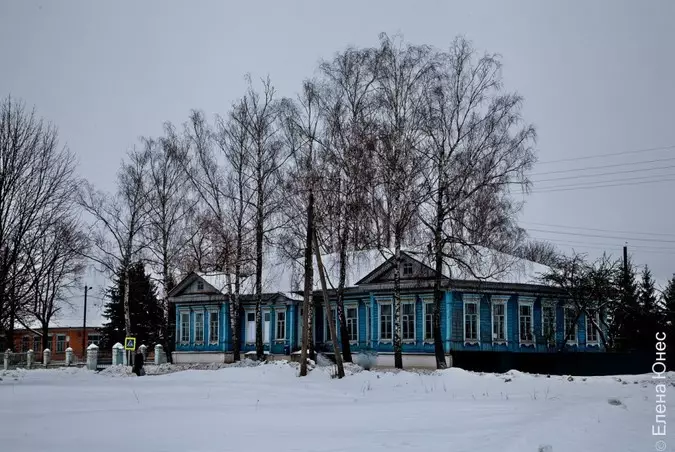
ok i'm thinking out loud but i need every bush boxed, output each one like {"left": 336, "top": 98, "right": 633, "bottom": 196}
{"left": 354, "top": 350, "right": 377, "bottom": 370}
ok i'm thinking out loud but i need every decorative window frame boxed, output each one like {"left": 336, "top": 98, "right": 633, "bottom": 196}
{"left": 376, "top": 298, "right": 393, "bottom": 344}
{"left": 400, "top": 296, "right": 416, "bottom": 344}
{"left": 463, "top": 294, "right": 481, "bottom": 345}
{"left": 178, "top": 310, "right": 190, "bottom": 345}
{"left": 585, "top": 309, "right": 600, "bottom": 346}
{"left": 194, "top": 311, "right": 205, "bottom": 345}
{"left": 563, "top": 305, "right": 579, "bottom": 345}
{"left": 518, "top": 298, "right": 535, "bottom": 346}
{"left": 344, "top": 303, "right": 359, "bottom": 345}
{"left": 208, "top": 309, "right": 220, "bottom": 345}
{"left": 275, "top": 309, "right": 287, "bottom": 342}
{"left": 244, "top": 310, "right": 256, "bottom": 344}
{"left": 541, "top": 299, "right": 557, "bottom": 346}
{"left": 402, "top": 261, "right": 413, "bottom": 276}
{"left": 422, "top": 297, "right": 435, "bottom": 343}
{"left": 490, "top": 295, "right": 509, "bottom": 345}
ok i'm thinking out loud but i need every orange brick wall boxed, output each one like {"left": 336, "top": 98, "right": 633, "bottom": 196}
{"left": 13, "top": 327, "right": 101, "bottom": 359}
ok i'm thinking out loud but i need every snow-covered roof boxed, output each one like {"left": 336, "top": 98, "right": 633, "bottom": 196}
{"left": 186, "top": 246, "right": 550, "bottom": 297}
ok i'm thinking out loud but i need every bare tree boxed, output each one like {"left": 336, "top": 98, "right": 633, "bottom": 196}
{"left": 316, "top": 47, "right": 379, "bottom": 362}
{"left": 0, "top": 96, "right": 78, "bottom": 349}
{"left": 513, "top": 239, "right": 560, "bottom": 267}
{"left": 79, "top": 148, "right": 150, "bottom": 338}
{"left": 420, "top": 37, "right": 536, "bottom": 368}
{"left": 370, "top": 34, "right": 437, "bottom": 369}
{"left": 143, "top": 127, "right": 197, "bottom": 354}
{"left": 232, "top": 76, "right": 289, "bottom": 360}
{"left": 28, "top": 218, "right": 88, "bottom": 351}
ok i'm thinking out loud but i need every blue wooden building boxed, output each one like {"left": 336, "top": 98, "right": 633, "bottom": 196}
{"left": 168, "top": 249, "right": 604, "bottom": 366}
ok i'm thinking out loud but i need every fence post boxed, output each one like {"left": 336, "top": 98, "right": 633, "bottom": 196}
{"left": 26, "top": 349, "right": 34, "bottom": 369}
{"left": 154, "top": 344, "right": 164, "bottom": 365}
{"left": 43, "top": 348, "right": 51, "bottom": 367}
{"left": 65, "top": 347, "right": 74, "bottom": 366}
{"left": 139, "top": 344, "right": 148, "bottom": 361}
{"left": 3, "top": 349, "right": 9, "bottom": 370}
{"left": 86, "top": 344, "right": 98, "bottom": 370}
{"left": 112, "top": 343, "right": 124, "bottom": 365}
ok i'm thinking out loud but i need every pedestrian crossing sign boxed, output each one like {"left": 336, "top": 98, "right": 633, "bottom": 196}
{"left": 124, "top": 337, "right": 136, "bottom": 351}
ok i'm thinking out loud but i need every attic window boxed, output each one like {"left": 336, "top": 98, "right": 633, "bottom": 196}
{"left": 402, "top": 262, "right": 413, "bottom": 276}
{"left": 197, "top": 280, "right": 204, "bottom": 290}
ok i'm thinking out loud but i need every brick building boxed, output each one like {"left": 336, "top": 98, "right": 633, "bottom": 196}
{"left": 12, "top": 327, "right": 101, "bottom": 360}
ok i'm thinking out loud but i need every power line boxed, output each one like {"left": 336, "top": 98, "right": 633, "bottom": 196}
{"left": 536, "top": 144, "right": 675, "bottom": 165}
{"left": 531, "top": 156, "right": 675, "bottom": 176}
{"left": 514, "top": 176, "right": 675, "bottom": 194}
{"left": 526, "top": 228, "right": 675, "bottom": 244}
{"left": 531, "top": 164, "right": 675, "bottom": 184}
{"left": 528, "top": 236, "right": 675, "bottom": 252}
{"left": 523, "top": 221, "right": 675, "bottom": 238}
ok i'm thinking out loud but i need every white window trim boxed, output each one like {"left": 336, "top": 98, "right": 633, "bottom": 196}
{"left": 563, "top": 305, "right": 579, "bottom": 345}
{"left": 208, "top": 309, "right": 219, "bottom": 345}
{"left": 345, "top": 303, "right": 359, "bottom": 345}
{"left": 400, "top": 297, "right": 416, "bottom": 344}
{"left": 179, "top": 310, "right": 190, "bottom": 344}
{"left": 518, "top": 300, "right": 535, "bottom": 345}
{"left": 194, "top": 311, "right": 205, "bottom": 345}
{"left": 463, "top": 296, "right": 480, "bottom": 345}
{"left": 422, "top": 299, "right": 434, "bottom": 343}
{"left": 491, "top": 296, "right": 509, "bottom": 345}
{"left": 376, "top": 299, "right": 393, "bottom": 344}
{"left": 402, "top": 261, "right": 413, "bottom": 276}
{"left": 275, "top": 309, "right": 287, "bottom": 342}
{"left": 586, "top": 310, "right": 600, "bottom": 345}
{"left": 541, "top": 300, "right": 557, "bottom": 346}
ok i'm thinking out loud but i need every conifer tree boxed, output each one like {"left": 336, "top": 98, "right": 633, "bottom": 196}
{"left": 662, "top": 276, "right": 675, "bottom": 351}
{"left": 613, "top": 259, "right": 640, "bottom": 351}
{"left": 637, "top": 265, "right": 660, "bottom": 349}
{"left": 100, "top": 262, "right": 164, "bottom": 349}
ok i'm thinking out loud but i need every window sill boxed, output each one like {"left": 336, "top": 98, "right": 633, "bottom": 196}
{"left": 464, "top": 340, "right": 480, "bottom": 346}
{"left": 493, "top": 341, "right": 508, "bottom": 345}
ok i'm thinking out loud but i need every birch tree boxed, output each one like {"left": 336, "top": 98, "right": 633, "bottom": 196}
{"left": 370, "top": 34, "right": 437, "bottom": 369}
{"left": 420, "top": 37, "right": 536, "bottom": 368}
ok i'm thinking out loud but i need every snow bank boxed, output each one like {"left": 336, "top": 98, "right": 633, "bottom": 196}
{"left": 0, "top": 364, "right": 668, "bottom": 452}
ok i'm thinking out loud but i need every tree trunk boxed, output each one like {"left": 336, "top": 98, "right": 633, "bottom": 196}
{"left": 42, "top": 322, "right": 49, "bottom": 352}
{"left": 255, "top": 180, "right": 264, "bottom": 360}
{"left": 299, "top": 191, "right": 314, "bottom": 377}
{"left": 336, "top": 223, "right": 352, "bottom": 362}
{"left": 123, "top": 267, "right": 132, "bottom": 337}
{"left": 432, "top": 182, "right": 447, "bottom": 369}
{"left": 313, "top": 229, "right": 344, "bottom": 379}
{"left": 393, "top": 228, "right": 403, "bottom": 369}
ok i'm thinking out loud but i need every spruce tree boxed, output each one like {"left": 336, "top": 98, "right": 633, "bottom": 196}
{"left": 637, "top": 266, "right": 659, "bottom": 349}
{"left": 100, "top": 262, "right": 164, "bottom": 350}
{"left": 663, "top": 276, "right": 675, "bottom": 351}
{"left": 614, "top": 259, "right": 640, "bottom": 351}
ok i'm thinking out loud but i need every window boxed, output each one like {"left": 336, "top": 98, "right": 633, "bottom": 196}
{"left": 402, "top": 262, "right": 413, "bottom": 276}
{"left": 346, "top": 307, "right": 358, "bottom": 342}
{"left": 22, "top": 336, "right": 30, "bottom": 352}
{"left": 197, "top": 280, "right": 204, "bottom": 290}
{"left": 276, "top": 311, "right": 286, "bottom": 341}
{"left": 33, "top": 336, "right": 41, "bottom": 353}
{"left": 464, "top": 300, "right": 479, "bottom": 342}
{"left": 402, "top": 302, "right": 415, "bottom": 341}
{"left": 492, "top": 301, "right": 507, "bottom": 343}
{"left": 542, "top": 303, "right": 556, "bottom": 345}
{"left": 209, "top": 312, "right": 219, "bottom": 344}
{"left": 586, "top": 310, "right": 599, "bottom": 344}
{"left": 519, "top": 303, "right": 533, "bottom": 343}
{"left": 180, "top": 312, "right": 190, "bottom": 343}
{"left": 87, "top": 334, "right": 101, "bottom": 347}
{"left": 195, "top": 312, "right": 204, "bottom": 343}
{"left": 246, "top": 312, "right": 256, "bottom": 343}
{"left": 56, "top": 335, "right": 66, "bottom": 352}
{"left": 563, "top": 306, "right": 578, "bottom": 344}
{"left": 379, "top": 303, "right": 392, "bottom": 341}
{"left": 424, "top": 302, "right": 434, "bottom": 341}
{"left": 263, "top": 311, "right": 271, "bottom": 343}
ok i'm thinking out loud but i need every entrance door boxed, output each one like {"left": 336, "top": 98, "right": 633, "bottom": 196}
{"left": 263, "top": 312, "right": 271, "bottom": 343}
{"left": 246, "top": 312, "right": 255, "bottom": 343}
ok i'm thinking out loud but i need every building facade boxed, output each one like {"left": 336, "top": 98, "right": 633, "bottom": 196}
{"left": 169, "top": 251, "right": 605, "bottom": 366}
{"left": 12, "top": 326, "right": 101, "bottom": 360}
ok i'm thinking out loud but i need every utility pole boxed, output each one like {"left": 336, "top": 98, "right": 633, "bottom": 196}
{"left": 623, "top": 244, "right": 628, "bottom": 279}
{"left": 82, "top": 286, "right": 92, "bottom": 358}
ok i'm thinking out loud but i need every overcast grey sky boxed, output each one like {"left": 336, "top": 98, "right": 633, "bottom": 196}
{"left": 1, "top": 0, "right": 674, "bottom": 313}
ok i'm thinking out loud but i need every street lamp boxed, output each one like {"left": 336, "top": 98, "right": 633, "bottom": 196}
{"left": 82, "top": 286, "right": 93, "bottom": 358}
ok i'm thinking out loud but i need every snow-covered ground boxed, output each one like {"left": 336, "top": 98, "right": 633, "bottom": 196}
{"left": 0, "top": 362, "right": 669, "bottom": 452}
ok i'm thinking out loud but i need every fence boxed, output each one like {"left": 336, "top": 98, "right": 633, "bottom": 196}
{"left": 450, "top": 350, "right": 654, "bottom": 376}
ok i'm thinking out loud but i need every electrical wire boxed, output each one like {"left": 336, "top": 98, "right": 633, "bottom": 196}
{"left": 522, "top": 222, "right": 675, "bottom": 238}
{"left": 526, "top": 228, "right": 675, "bottom": 244}
{"left": 536, "top": 144, "right": 675, "bottom": 165}
{"left": 531, "top": 164, "right": 675, "bottom": 184}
